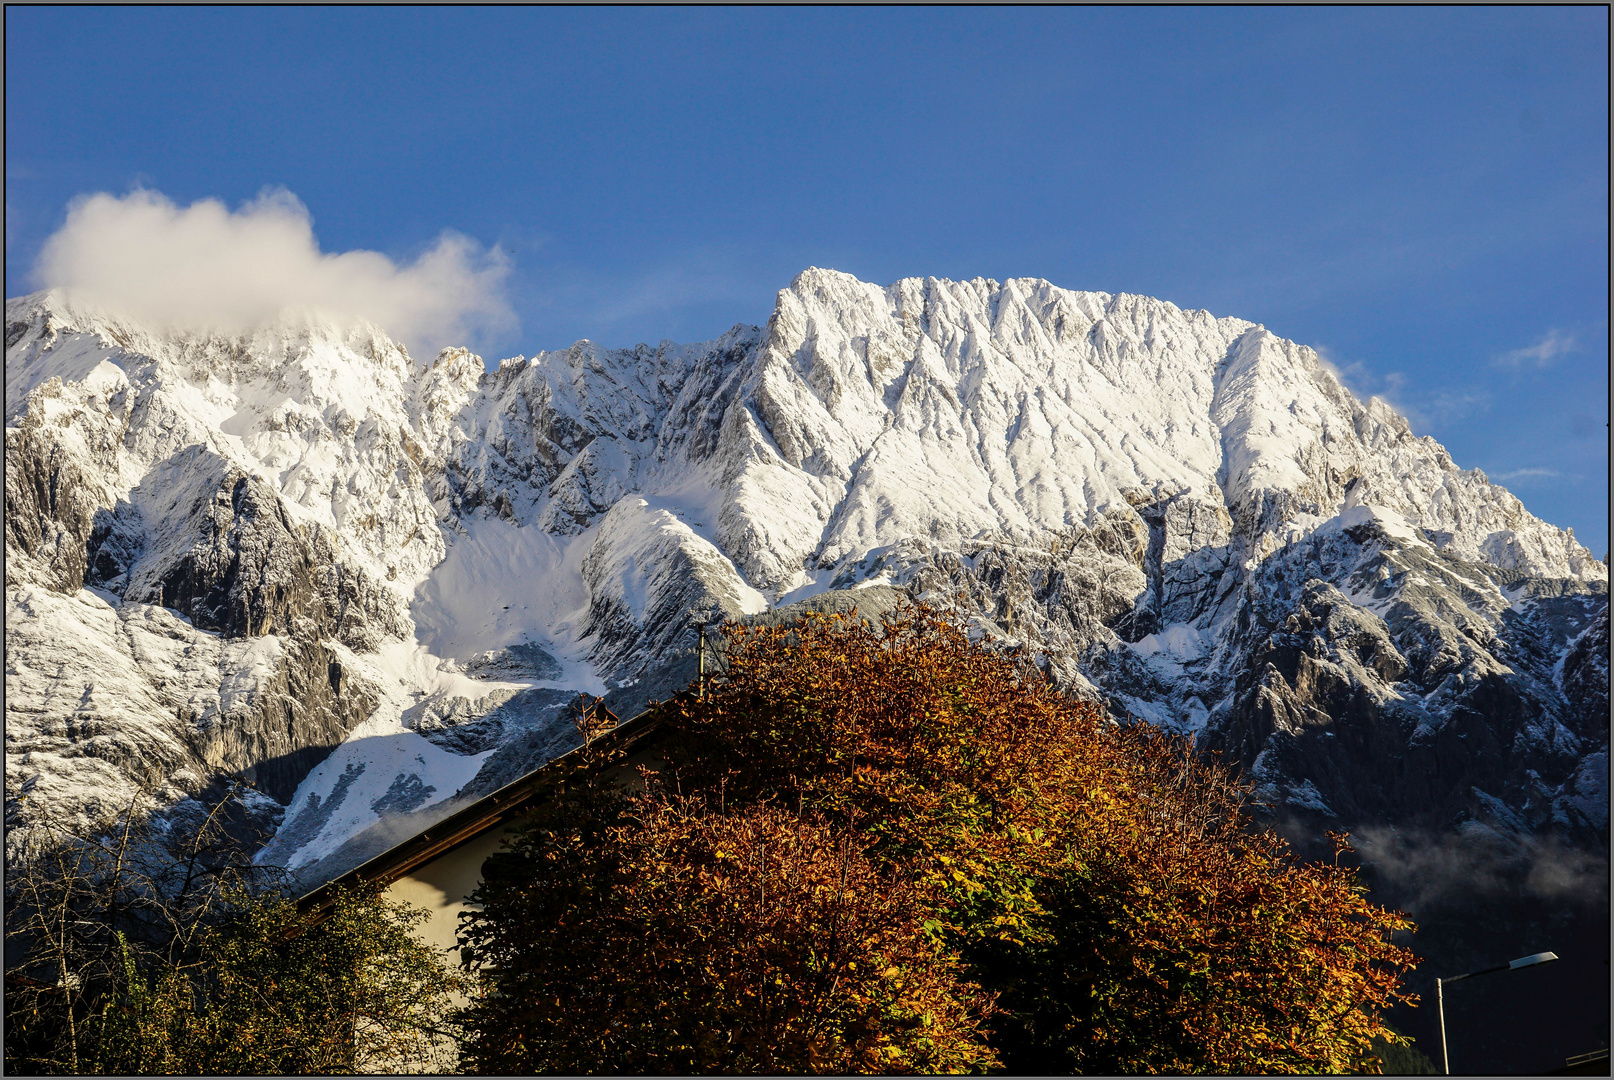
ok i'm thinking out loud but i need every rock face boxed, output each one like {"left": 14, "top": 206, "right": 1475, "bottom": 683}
{"left": 580, "top": 497, "right": 769, "bottom": 692}
{"left": 5, "top": 271, "right": 1606, "bottom": 876}
{"left": 5, "top": 297, "right": 429, "bottom": 850}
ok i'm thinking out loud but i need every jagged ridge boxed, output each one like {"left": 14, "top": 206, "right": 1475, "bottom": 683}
{"left": 4, "top": 271, "right": 1605, "bottom": 875}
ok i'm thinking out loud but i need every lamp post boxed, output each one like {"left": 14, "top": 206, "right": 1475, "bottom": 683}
{"left": 1436, "top": 951, "right": 1559, "bottom": 1075}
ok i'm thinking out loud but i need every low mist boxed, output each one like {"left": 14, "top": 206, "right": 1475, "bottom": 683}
{"left": 1348, "top": 824, "right": 1609, "bottom": 918}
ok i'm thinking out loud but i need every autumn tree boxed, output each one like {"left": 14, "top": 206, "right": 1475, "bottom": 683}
{"left": 5, "top": 785, "right": 279, "bottom": 1073}
{"left": 142, "top": 883, "right": 470, "bottom": 1074}
{"left": 4, "top": 789, "right": 469, "bottom": 1075}
{"left": 458, "top": 604, "right": 1417, "bottom": 1075}
{"left": 456, "top": 772, "right": 999, "bottom": 1073}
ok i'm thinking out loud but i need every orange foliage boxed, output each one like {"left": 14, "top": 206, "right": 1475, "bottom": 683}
{"left": 458, "top": 605, "right": 1416, "bottom": 1075}
{"left": 457, "top": 785, "right": 998, "bottom": 1073}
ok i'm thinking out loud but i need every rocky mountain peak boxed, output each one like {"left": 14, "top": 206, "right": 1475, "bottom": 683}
{"left": 5, "top": 270, "right": 1605, "bottom": 879}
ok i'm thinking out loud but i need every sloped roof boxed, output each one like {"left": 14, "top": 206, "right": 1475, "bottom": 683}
{"left": 295, "top": 701, "right": 666, "bottom": 920}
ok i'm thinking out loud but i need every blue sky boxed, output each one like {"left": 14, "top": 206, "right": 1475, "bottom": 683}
{"left": 6, "top": 7, "right": 1608, "bottom": 552}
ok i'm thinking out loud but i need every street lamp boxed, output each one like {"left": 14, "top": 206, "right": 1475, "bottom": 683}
{"left": 1436, "top": 950, "right": 1559, "bottom": 1075}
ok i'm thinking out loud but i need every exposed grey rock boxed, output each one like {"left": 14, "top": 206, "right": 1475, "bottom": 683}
{"left": 740, "top": 582, "right": 913, "bottom": 631}
{"left": 203, "top": 637, "right": 383, "bottom": 805}
{"left": 369, "top": 772, "right": 438, "bottom": 816}
{"left": 579, "top": 496, "right": 767, "bottom": 699}
{"left": 1558, "top": 606, "right": 1609, "bottom": 736}
{"left": 4, "top": 396, "right": 115, "bottom": 593}
{"left": 449, "top": 711, "right": 585, "bottom": 803}
{"left": 6, "top": 274, "right": 1606, "bottom": 877}
{"left": 408, "top": 686, "right": 575, "bottom": 757}
{"left": 112, "top": 448, "right": 409, "bottom": 652}
{"left": 257, "top": 760, "right": 369, "bottom": 866}
{"left": 600, "top": 583, "right": 916, "bottom": 719}
{"left": 1201, "top": 555, "right": 1607, "bottom": 839}
{"left": 5, "top": 295, "right": 428, "bottom": 843}
{"left": 462, "top": 641, "right": 563, "bottom": 682}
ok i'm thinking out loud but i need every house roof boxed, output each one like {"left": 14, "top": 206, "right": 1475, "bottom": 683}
{"left": 295, "top": 700, "right": 669, "bottom": 921}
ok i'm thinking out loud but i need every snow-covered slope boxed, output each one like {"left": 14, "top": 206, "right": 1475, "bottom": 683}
{"left": 6, "top": 271, "right": 1605, "bottom": 877}
{"left": 4, "top": 293, "right": 549, "bottom": 855}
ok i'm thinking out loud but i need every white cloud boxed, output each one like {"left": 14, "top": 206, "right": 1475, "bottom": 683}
{"left": 32, "top": 188, "right": 513, "bottom": 354}
{"left": 1493, "top": 328, "right": 1578, "bottom": 369}
{"left": 1491, "top": 467, "right": 1564, "bottom": 485}
{"left": 1423, "top": 388, "right": 1491, "bottom": 424}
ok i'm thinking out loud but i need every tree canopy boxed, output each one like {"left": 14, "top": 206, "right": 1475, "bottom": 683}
{"left": 458, "top": 604, "right": 1418, "bottom": 1074}
{"left": 5, "top": 791, "right": 467, "bottom": 1075}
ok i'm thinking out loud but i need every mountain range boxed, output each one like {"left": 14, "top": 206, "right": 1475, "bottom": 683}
{"left": 5, "top": 269, "right": 1606, "bottom": 885}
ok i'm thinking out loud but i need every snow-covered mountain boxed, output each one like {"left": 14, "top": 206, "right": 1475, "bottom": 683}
{"left": 6, "top": 269, "right": 1606, "bottom": 878}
